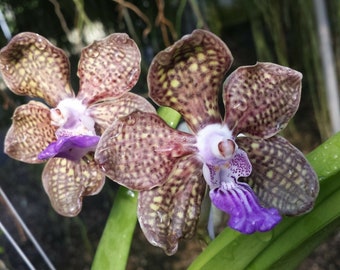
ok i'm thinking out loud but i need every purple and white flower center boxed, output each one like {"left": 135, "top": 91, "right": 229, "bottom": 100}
{"left": 50, "top": 98, "right": 96, "bottom": 137}
{"left": 38, "top": 98, "right": 99, "bottom": 161}
{"left": 196, "top": 123, "right": 281, "bottom": 234}
{"left": 196, "top": 123, "right": 237, "bottom": 166}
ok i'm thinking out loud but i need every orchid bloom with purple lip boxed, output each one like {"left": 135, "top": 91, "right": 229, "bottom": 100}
{"left": 0, "top": 32, "right": 155, "bottom": 216}
{"left": 95, "top": 29, "right": 319, "bottom": 255}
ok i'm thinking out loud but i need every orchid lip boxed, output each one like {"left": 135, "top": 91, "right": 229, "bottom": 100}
{"left": 202, "top": 145, "right": 281, "bottom": 234}
{"left": 38, "top": 135, "right": 100, "bottom": 161}
{"left": 210, "top": 184, "right": 282, "bottom": 234}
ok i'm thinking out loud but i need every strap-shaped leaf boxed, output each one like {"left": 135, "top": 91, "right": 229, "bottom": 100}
{"left": 5, "top": 100, "right": 57, "bottom": 163}
{"left": 138, "top": 155, "right": 205, "bottom": 255}
{"left": 224, "top": 63, "right": 302, "bottom": 138}
{"left": 0, "top": 32, "right": 74, "bottom": 107}
{"left": 77, "top": 33, "right": 141, "bottom": 105}
{"left": 148, "top": 29, "right": 233, "bottom": 133}
{"left": 88, "top": 92, "right": 156, "bottom": 134}
{"left": 95, "top": 111, "right": 197, "bottom": 190}
{"left": 42, "top": 155, "right": 105, "bottom": 217}
{"left": 237, "top": 135, "right": 319, "bottom": 215}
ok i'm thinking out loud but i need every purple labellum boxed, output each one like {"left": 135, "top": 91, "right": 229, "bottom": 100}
{"left": 210, "top": 184, "right": 282, "bottom": 234}
{"left": 38, "top": 135, "right": 100, "bottom": 161}
{"left": 204, "top": 147, "right": 281, "bottom": 234}
{"left": 202, "top": 148, "right": 252, "bottom": 191}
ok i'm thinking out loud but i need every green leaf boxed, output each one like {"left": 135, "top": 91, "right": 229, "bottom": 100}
{"left": 306, "top": 131, "right": 340, "bottom": 180}
{"left": 188, "top": 132, "right": 340, "bottom": 270}
{"left": 91, "top": 188, "right": 138, "bottom": 270}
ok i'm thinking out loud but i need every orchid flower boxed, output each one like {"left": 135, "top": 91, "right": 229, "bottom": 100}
{"left": 95, "top": 29, "right": 319, "bottom": 255}
{"left": 0, "top": 32, "right": 155, "bottom": 216}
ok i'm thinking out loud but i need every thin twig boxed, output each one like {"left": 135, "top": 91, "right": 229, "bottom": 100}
{"left": 48, "top": 0, "right": 71, "bottom": 36}
{"left": 114, "top": 0, "right": 152, "bottom": 38}
{"left": 73, "top": 0, "right": 92, "bottom": 26}
{"left": 0, "top": 188, "right": 56, "bottom": 270}
{"left": 175, "top": 0, "right": 188, "bottom": 34}
{"left": 0, "top": 222, "right": 35, "bottom": 270}
{"left": 155, "top": 0, "right": 178, "bottom": 46}
{"left": 188, "top": 0, "right": 206, "bottom": 29}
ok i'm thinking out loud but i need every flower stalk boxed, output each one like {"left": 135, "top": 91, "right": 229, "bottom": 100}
{"left": 91, "top": 187, "right": 138, "bottom": 270}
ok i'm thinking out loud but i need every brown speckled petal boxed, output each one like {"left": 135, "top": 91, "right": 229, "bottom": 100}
{"left": 42, "top": 155, "right": 105, "bottom": 217}
{"left": 77, "top": 33, "right": 141, "bottom": 105}
{"left": 138, "top": 155, "right": 205, "bottom": 255}
{"left": 4, "top": 100, "right": 57, "bottom": 163}
{"left": 88, "top": 92, "right": 156, "bottom": 134}
{"left": 237, "top": 135, "right": 319, "bottom": 215}
{"left": 0, "top": 32, "right": 74, "bottom": 107}
{"left": 224, "top": 62, "right": 302, "bottom": 138}
{"left": 148, "top": 29, "right": 233, "bottom": 133}
{"left": 95, "top": 111, "right": 197, "bottom": 190}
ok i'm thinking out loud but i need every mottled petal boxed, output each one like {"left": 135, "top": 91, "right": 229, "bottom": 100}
{"left": 95, "top": 111, "right": 197, "bottom": 190}
{"left": 77, "top": 33, "right": 141, "bottom": 105}
{"left": 223, "top": 62, "right": 302, "bottom": 138}
{"left": 0, "top": 32, "right": 74, "bottom": 107}
{"left": 38, "top": 135, "right": 100, "bottom": 161}
{"left": 88, "top": 92, "right": 156, "bottom": 134}
{"left": 42, "top": 155, "right": 105, "bottom": 216}
{"left": 4, "top": 100, "right": 57, "bottom": 163}
{"left": 148, "top": 29, "right": 233, "bottom": 133}
{"left": 237, "top": 135, "right": 319, "bottom": 215}
{"left": 138, "top": 155, "right": 205, "bottom": 255}
{"left": 210, "top": 185, "right": 281, "bottom": 234}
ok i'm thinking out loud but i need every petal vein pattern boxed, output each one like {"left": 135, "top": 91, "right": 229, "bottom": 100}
{"left": 138, "top": 155, "right": 205, "bottom": 255}
{"left": 148, "top": 30, "right": 233, "bottom": 133}
{"left": 95, "top": 111, "right": 197, "bottom": 190}
{"left": 77, "top": 33, "right": 141, "bottom": 105}
{"left": 237, "top": 136, "right": 319, "bottom": 215}
{"left": 88, "top": 92, "right": 156, "bottom": 134}
{"left": 42, "top": 155, "right": 105, "bottom": 216}
{"left": 223, "top": 63, "right": 302, "bottom": 138}
{"left": 4, "top": 101, "right": 57, "bottom": 163}
{"left": 0, "top": 32, "right": 73, "bottom": 107}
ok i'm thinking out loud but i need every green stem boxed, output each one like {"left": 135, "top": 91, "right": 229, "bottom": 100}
{"left": 157, "top": 106, "right": 182, "bottom": 128}
{"left": 91, "top": 188, "right": 138, "bottom": 270}
{"left": 188, "top": 0, "right": 205, "bottom": 29}
{"left": 91, "top": 106, "right": 181, "bottom": 269}
{"left": 175, "top": 0, "right": 188, "bottom": 34}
